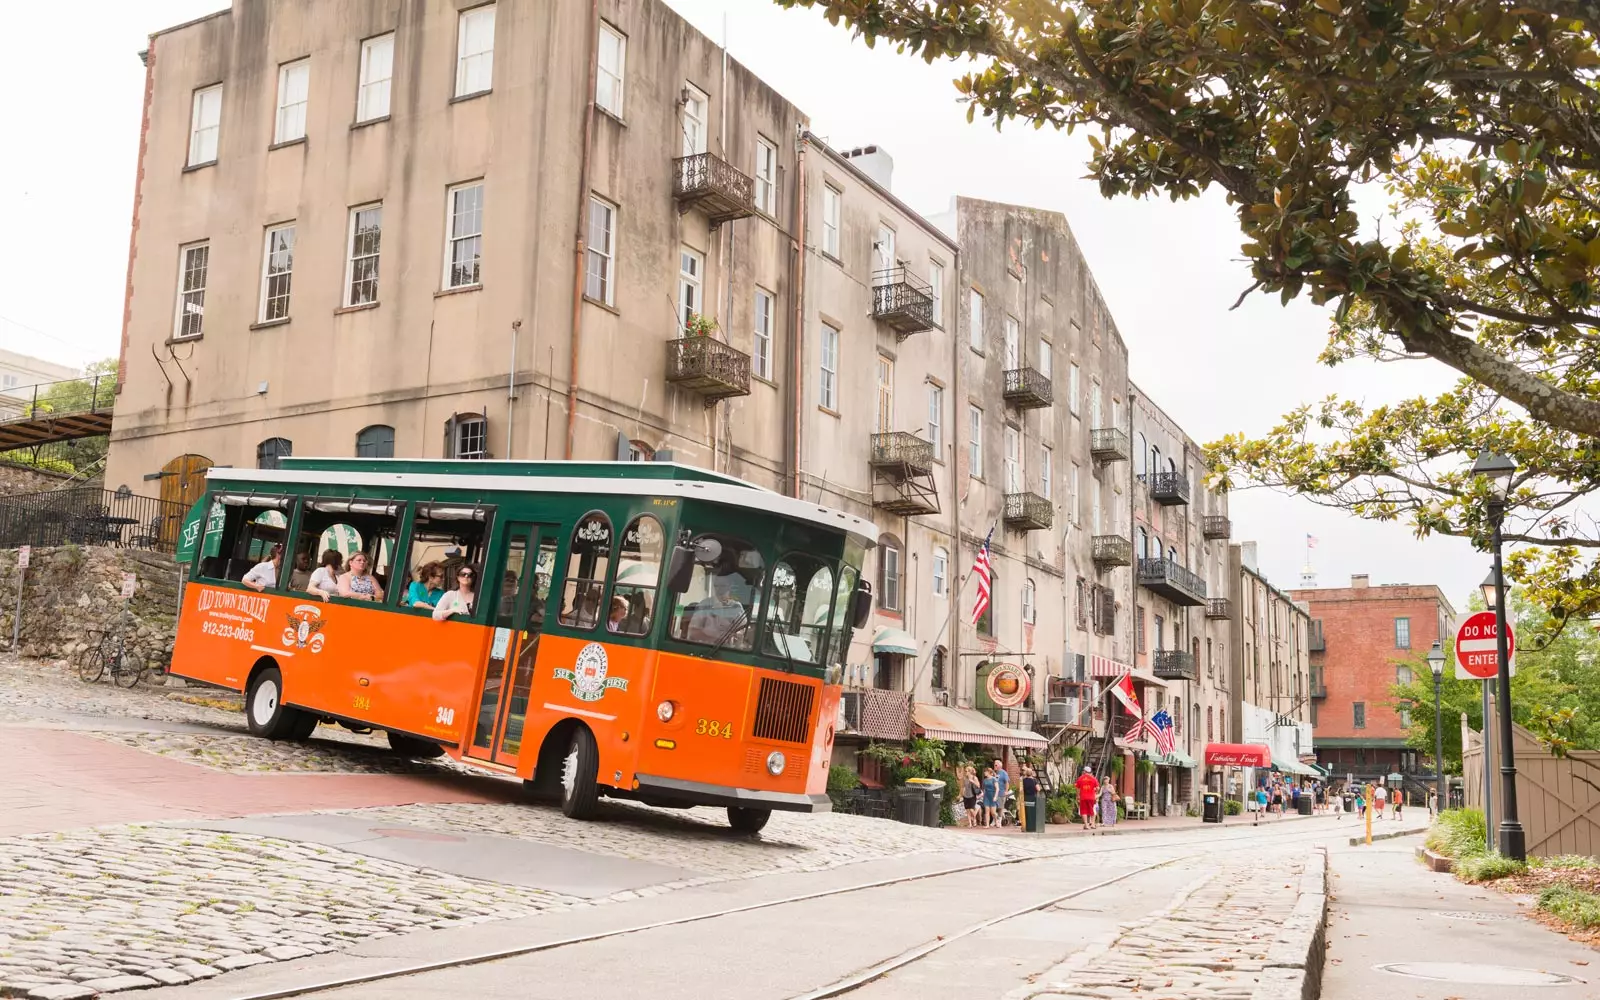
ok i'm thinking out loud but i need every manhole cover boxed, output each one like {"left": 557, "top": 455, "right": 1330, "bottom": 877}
{"left": 368, "top": 827, "right": 468, "bottom": 843}
{"left": 1376, "top": 963, "right": 1583, "bottom": 986}
{"left": 1434, "top": 910, "right": 1520, "bottom": 921}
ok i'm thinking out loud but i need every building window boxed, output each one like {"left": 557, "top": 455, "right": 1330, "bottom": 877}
{"left": 932, "top": 547, "right": 948, "bottom": 598}
{"left": 274, "top": 59, "right": 310, "bottom": 144}
{"left": 1136, "top": 604, "right": 1146, "bottom": 653}
{"left": 1003, "top": 315, "right": 1020, "bottom": 369}
{"left": 1004, "top": 425, "right": 1021, "bottom": 493}
{"left": 969, "top": 288, "right": 985, "bottom": 352}
{"left": 1397, "top": 665, "right": 1413, "bottom": 685}
{"left": 968, "top": 405, "right": 983, "bottom": 478}
{"left": 188, "top": 84, "right": 222, "bottom": 166}
{"left": 879, "top": 537, "right": 903, "bottom": 612}
{"left": 256, "top": 437, "right": 292, "bottom": 470}
{"left": 174, "top": 242, "right": 209, "bottom": 340}
{"left": 681, "top": 84, "right": 708, "bottom": 156}
{"left": 444, "top": 182, "right": 484, "bottom": 289}
{"left": 1154, "top": 614, "right": 1165, "bottom": 650}
{"left": 1353, "top": 702, "right": 1366, "bottom": 729}
{"left": 875, "top": 356, "right": 893, "bottom": 434}
{"left": 678, "top": 246, "right": 703, "bottom": 329}
{"left": 753, "top": 288, "right": 774, "bottom": 379}
{"left": 929, "top": 261, "right": 944, "bottom": 326}
{"left": 1394, "top": 617, "right": 1411, "bottom": 648}
{"left": 822, "top": 185, "right": 841, "bottom": 258}
{"left": 1075, "top": 578, "right": 1087, "bottom": 630}
{"left": 819, "top": 322, "right": 839, "bottom": 410}
{"left": 1207, "top": 706, "right": 1215, "bottom": 741}
{"left": 1400, "top": 708, "right": 1412, "bottom": 728}
{"left": 1069, "top": 363, "right": 1081, "bottom": 414}
{"left": 585, "top": 196, "right": 616, "bottom": 305}
{"left": 1041, "top": 446, "right": 1053, "bottom": 500}
{"left": 355, "top": 425, "right": 395, "bottom": 458}
{"left": 931, "top": 646, "right": 947, "bottom": 690}
{"left": 357, "top": 33, "right": 394, "bottom": 122}
{"left": 754, "top": 137, "right": 778, "bottom": 215}
{"left": 1039, "top": 339, "right": 1052, "bottom": 380}
{"left": 596, "top": 22, "right": 626, "bottom": 116}
{"left": 345, "top": 204, "right": 382, "bottom": 306}
{"left": 926, "top": 383, "right": 943, "bottom": 451}
{"left": 1022, "top": 578, "right": 1036, "bottom": 625}
{"left": 455, "top": 4, "right": 496, "bottom": 98}
{"left": 445, "top": 413, "right": 488, "bottom": 460}
{"left": 259, "top": 224, "right": 296, "bottom": 322}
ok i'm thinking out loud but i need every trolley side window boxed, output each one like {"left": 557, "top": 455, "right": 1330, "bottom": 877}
{"left": 609, "top": 514, "right": 665, "bottom": 637}
{"left": 762, "top": 555, "right": 835, "bottom": 665}
{"left": 397, "top": 503, "right": 493, "bottom": 614}
{"left": 557, "top": 512, "right": 614, "bottom": 631}
{"left": 195, "top": 495, "right": 294, "bottom": 584}
{"left": 291, "top": 499, "right": 403, "bottom": 598}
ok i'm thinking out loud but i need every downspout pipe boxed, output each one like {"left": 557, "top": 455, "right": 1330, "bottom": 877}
{"left": 790, "top": 129, "right": 808, "bottom": 498}
{"left": 566, "top": 0, "right": 601, "bottom": 460}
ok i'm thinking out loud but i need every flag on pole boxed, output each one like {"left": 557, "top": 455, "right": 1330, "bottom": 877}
{"left": 1108, "top": 672, "right": 1142, "bottom": 717}
{"left": 970, "top": 528, "right": 994, "bottom": 626}
{"left": 1129, "top": 713, "right": 1157, "bottom": 745}
{"left": 1152, "top": 709, "right": 1176, "bottom": 754}
{"left": 1306, "top": 534, "right": 1319, "bottom": 549}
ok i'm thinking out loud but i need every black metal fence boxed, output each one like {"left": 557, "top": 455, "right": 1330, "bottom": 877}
{"left": 0, "top": 488, "right": 188, "bottom": 554}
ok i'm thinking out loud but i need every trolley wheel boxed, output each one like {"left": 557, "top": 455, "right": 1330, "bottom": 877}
{"left": 559, "top": 727, "right": 602, "bottom": 820}
{"left": 387, "top": 732, "right": 445, "bottom": 758}
{"left": 75, "top": 645, "right": 104, "bottom": 684}
{"left": 111, "top": 654, "right": 143, "bottom": 689}
{"left": 727, "top": 807, "right": 771, "bottom": 835}
{"left": 245, "top": 666, "right": 302, "bottom": 740}
{"left": 287, "top": 713, "right": 319, "bottom": 741}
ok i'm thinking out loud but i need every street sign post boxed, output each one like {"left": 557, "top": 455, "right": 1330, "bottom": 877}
{"left": 1456, "top": 611, "right": 1515, "bottom": 681}
{"left": 121, "top": 573, "right": 137, "bottom": 600}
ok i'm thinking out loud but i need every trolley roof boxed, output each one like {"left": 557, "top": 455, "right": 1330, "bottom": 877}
{"left": 205, "top": 460, "right": 879, "bottom": 547}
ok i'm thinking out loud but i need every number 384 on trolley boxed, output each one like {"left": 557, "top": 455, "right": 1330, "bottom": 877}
{"left": 169, "top": 458, "right": 875, "bottom": 834}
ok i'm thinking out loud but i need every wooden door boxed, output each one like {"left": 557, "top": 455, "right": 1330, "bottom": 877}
{"left": 160, "top": 454, "right": 212, "bottom": 507}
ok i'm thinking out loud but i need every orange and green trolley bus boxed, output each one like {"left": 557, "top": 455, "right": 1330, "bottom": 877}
{"left": 169, "top": 459, "right": 876, "bottom": 831}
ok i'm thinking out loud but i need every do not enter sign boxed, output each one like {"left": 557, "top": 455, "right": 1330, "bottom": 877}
{"left": 1456, "top": 611, "right": 1515, "bottom": 681}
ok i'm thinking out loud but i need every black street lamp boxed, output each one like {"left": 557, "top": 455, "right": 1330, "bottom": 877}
{"left": 1426, "top": 640, "right": 1445, "bottom": 815}
{"left": 1472, "top": 450, "right": 1525, "bottom": 861}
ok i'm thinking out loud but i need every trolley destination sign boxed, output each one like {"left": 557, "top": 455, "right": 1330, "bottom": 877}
{"left": 1455, "top": 611, "right": 1515, "bottom": 681}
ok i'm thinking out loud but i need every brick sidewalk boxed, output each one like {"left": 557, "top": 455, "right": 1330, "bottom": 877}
{"left": 0, "top": 725, "right": 520, "bottom": 835}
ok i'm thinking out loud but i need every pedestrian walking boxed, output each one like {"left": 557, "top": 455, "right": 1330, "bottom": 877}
{"left": 992, "top": 758, "right": 1012, "bottom": 827}
{"left": 1099, "top": 772, "right": 1118, "bottom": 828}
{"left": 1372, "top": 780, "right": 1387, "bottom": 820}
{"left": 1075, "top": 767, "right": 1099, "bottom": 831}
{"left": 981, "top": 767, "right": 1000, "bottom": 828}
{"left": 962, "top": 765, "right": 981, "bottom": 827}
{"left": 1394, "top": 790, "right": 1404, "bottom": 821}
{"left": 1022, "top": 766, "right": 1039, "bottom": 828}
{"left": 1427, "top": 787, "right": 1438, "bottom": 818}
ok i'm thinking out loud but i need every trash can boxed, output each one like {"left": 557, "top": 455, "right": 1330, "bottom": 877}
{"left": 1297, "top": 794, "right": 1313, "bottom": 816}
{"left": 895, "top": 785, "right": 925, "bottom": 826}
{"left": 905, "top": 778, "right": 944, "bottom": 827}
{"left": 1202, "top": 792, "right": 1223, "bottom": 824}
{"left": 1024, "top": 795, "right": 1047, "bottom": 832}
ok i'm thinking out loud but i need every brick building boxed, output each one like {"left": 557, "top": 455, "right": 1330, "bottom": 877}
{"left": 1290, "top": 574, "right": 1456, "bottom": 789}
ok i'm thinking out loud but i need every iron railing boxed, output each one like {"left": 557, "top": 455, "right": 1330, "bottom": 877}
{"left": 1137, "top": 557, "right": 1207, "bottom": 606}
{"left": 666, "top": 336, "right": 752, "bottom": 401}
{"left": 672, "top": 152, "right": 755, "bottom": 225}
{"left": 0, "top": 436, "right": 109, "bottom": 477}
{"left": 1003, "top": 491, "right": 1053, "bottom": 531}
{"left": 1002, "top": 367, "right": 1053, "bottom": 409}
{"left": 1092, "top": 534, "right": 1132, "bottom": 568}
{"left": 1090, "top": 427, "right": 1130, "bottom": 463}
{"left": 977, "top": 705, "right": 1036, "bottom": 730}
{"left": 1152, "top": 649, "right": 1196, "bottom": 681}
{"left": 0, "top": 487, "right": 188, "bottom": 554}
{"left": 0, "top": 374, "right": 117, "bottom": 450}
{"left": 868, "top": 431, "right": 934, "bottom": 475}
{"left": 871, "top": 267, "right": 935, "bottom": 336}
{"left": 1203, "top": 515, "right": 1232, "bottom": 540}
{"left": 1206, "top": 597, "right": 1233, "bottom": 620}
{"left": 1141, "top": 471, "right": 1191, "bottom": 506}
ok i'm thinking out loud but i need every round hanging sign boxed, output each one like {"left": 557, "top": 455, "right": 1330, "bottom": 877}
{"left": 986, "top": 663, "right": 1031, "bottom": 709}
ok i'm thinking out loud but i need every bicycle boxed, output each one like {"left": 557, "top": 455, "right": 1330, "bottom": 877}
{"left": 75, "top": 629, "right": 146, "bottom": 688}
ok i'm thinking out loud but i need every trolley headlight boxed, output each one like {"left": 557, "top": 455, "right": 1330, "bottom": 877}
{"left": 656, "top": 700, "right": 676, "bottom": 723}
{"left": 766, "top": 751, "right": 787, "bottom": 776}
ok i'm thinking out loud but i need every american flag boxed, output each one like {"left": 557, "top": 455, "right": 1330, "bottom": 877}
{"left": 1152, "top": 709, "right": 1176, "bottom": 754}
{"left": 1129, "top": 714, "right": 1157, "bottom": 744}
{"left": 970, "top": 528, "right": 994, "bottom": 626}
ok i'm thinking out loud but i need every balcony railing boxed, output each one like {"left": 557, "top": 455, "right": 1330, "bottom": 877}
{"left": 1002, "top": 367, "right": 1052, "bottom": 410}
{"left": 665, "top": 336, "right": 752, "bottom": 402}
{"left": 1206, "top": 597, "right": 1232, "bottom": 620}
{"left": 1310, "top": 626, "right": 1326, "bottom": 652}
{"left": 1090, "top": 427, "right": 1130, "bottom": 464}
{"left": 1003, "top": 491, "right": 1053, "bottom": 531}
{"left": 977, "top": 705, "right": 1036, "bottom": 730}
{"left": 1152, "top": 649, "right": 1196, "bottom": 681}
{"left": 0, "top": 374, "right": 117, "bottom": 451}
{"left": 672, "top": 152, "right": 755, "bottom": 225}
{"left": 868, "top": 431, "right": 933, "bottom": 476}
{"left": 1137, "top": 557, "right": 1207, "bottom": 607}
{"left": 1141, "top": 471, "right": 1191, "bottom": 506}
{"left": 871, "top": 267, "right": 936, "bottom": 337}
{"left": 1203, "top": 515, "right": 1232, "bottom": 540}
{"left": 840, "top": 688, "right": 911, "bottom": 741}
{"left": 1311, "top": 682, "right": 1328, "bottom": 699}
{"left": 1092, "top": 534, "right": 1132, "bottom": 568}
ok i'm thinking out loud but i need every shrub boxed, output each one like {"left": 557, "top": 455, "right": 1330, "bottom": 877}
{"left": 1533, "top": 854, "right": 1600, "bottom": 871}
{"left": 826, "top": 765, "right": 860, "bottom": 809}
{"left": 1539, "top": 884, "right": 1600, "bottom": 929}
{"left": 1454, "top": 852, "right": 1527, "bottom": 883}
{"left": 1425, "top": 808, "right": 1487, "bottom": 859}
{"left": 1046, "top": 787, "right": 1079, "bottom": 822}
{"left": 1224, "top": 799, "right": 1243, "bottom": 815}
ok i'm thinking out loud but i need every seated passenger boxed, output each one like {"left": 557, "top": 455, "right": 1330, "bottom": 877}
{"left": 619, "top": 592, "right": 651, "bottom": 635}
{"left": 308, "top": 549, "right": 343, "bottom": 601}
{"left": 406, "top": 561, "right": 446, "bottom": 608}
{"left": 241, "top": 544, "right": 284, "bottom": 592}
{"left": 288, "top": 552, "right": 313, "bottom": 591}
{"left": 686, "top": 577, "right": 746, "bottom": 646}
{"left": 605, "top": 596, "right": 628, "bottom": 633}
{"left": 433, "top": 565, "right": 478, "bottom": 621}
{"left": 338, "top": 552, "right": 385, "bottom": 602}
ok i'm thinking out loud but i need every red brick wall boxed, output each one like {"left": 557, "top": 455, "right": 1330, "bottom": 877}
{"left": 1291, "top": 585, "right": 1453, "bottom": 740}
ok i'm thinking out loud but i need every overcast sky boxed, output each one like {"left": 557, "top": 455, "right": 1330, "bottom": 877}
{"left": 0, "top": 0, "right": 1488, "bottom": 612}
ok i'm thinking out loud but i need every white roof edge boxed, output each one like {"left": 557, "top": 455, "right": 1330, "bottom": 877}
{"left": 206, "top": 467, "right": 879, "bottom": 547}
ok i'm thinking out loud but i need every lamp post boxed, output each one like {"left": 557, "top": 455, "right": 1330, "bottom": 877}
{"left": 1426, "top": 641, "right": 1445, "bottom": 816}
{"left": 1472, "top": 450, "right": 1525, "bottom": 861}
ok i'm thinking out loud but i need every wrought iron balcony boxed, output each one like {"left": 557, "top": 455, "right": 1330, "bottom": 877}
{"left": 1152, "top": 649, "right": 1196, "bottom": 682}
{"left": 1002, "top": 367, "right": 1053, "bottom": 410}
{"left": 869, "top": 431, "right": 939, "bottom": 516}
{"left": 977, "top": 705, "right": 1036, "bottom": 730}
{"left": 1311, "top": 681, "right": 1328, "bottom": 699}
{"left": 1092, "top": 534, "right": 1132, "bottom": 568}
{"left": 1142, "top": 471, "right": 1191, "bottom": 506}
{"left": 1206, "top": 597, "right": 1233, "bottom": 620}
{"left": 672, "top": 152, "right": 755, "bottom": 225}
{"left": 868, "top": 431, "right": 933, "bottom": 476}
{"left": 871, "top": 267, "right": 935, "bottom": 337}
{"left": 1137, "top": 557, "right": 1207, "bottom": 607}
{"left": 665, "top": 336, "right": 751, "bottom": 402}
{"left": 1309, "top": 624, "right": 1326, "bottom": 652}
{"left": 1090, "top": 427, "right": 1130, "bottom": 464}
{"left": 1203, "top": 515, "right": 1232, "bottom": 540}
{"left": 1003, "top": 491, "right": 1053, "bottom": 531}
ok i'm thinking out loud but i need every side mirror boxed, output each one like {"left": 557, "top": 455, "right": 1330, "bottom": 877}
{"left": 850, "top": 579, "right": 873, "bottom": 629}
{"left": 667, "top": 546, "right": 696, "bottom": 594}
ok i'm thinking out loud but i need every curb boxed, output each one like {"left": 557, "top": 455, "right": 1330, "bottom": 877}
{"left": 1416, "top": 846, "right": 1454, "bottom": 872}
{"left": 1346, "top": 824, "right": 1428, "bottom": 847}
{"left": 1250, "top": 847, "right": 1328, "bottom": 1000}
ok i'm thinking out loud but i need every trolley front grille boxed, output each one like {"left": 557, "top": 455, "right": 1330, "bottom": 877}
{"left": 751, "top": 677, "right": 815, "bottom": 745}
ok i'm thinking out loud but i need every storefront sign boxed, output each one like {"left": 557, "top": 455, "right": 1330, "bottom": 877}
{"left": 985, "top": 663, "right": 1030, "bottom": 708}
{"left": 1203, "top": 742, "right": 1271, "bottom": 768}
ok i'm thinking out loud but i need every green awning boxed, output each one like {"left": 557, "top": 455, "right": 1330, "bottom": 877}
{"left": 1273, "top": 756, "right": 1318, "bottom": 777}
{"left": 1142, "top": 750, "right": 1198, "bottom": 769}
{"left": 871, "top": 627, "right": 918, "bottom": 656}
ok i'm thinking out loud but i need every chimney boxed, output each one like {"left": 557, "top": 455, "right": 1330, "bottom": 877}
{"left": 1351, "top": 574, "right": 1369, "bottom": 588}
{"left": 842, "top": 145, "right": 894, "bottom": 191}
{"left": 1240, "top": 541, "right": 1258, "bottom": 573}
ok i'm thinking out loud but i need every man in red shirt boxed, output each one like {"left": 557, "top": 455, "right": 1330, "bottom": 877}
{"left": 1076, "top": 767, "right": 1100, "bottom": 830}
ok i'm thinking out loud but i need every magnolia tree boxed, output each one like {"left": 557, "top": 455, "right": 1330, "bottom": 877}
{"left": 776, "top": 0, "right": 1600, "bottom": 634}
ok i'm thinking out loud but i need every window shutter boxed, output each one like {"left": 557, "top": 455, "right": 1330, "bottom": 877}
{"left": 615, "top": 431, "right": 631, "bottom": 461}
{"left": 1099, "top": 588, "right": 1117, "bottom": 636}
{"left": 1074, "top": 653, "right": 1086, "bottom": 682}
{"left": 443, "top": 414, "right": 460, "bottom": 458}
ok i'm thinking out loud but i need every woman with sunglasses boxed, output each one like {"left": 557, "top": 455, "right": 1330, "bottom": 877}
{"left": 432, "top": 565, "right": 478, "bottom": 621}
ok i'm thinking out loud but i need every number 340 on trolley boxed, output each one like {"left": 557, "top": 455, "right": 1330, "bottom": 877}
{"left": 695, "top": 719, "right": 733, "bottom": 739}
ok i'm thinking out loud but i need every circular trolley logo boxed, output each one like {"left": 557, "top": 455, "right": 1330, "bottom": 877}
{"left": 282, "top": 604, "right": 328, "bottom": 654}
{"left": 555, "top": 643, "right": 630, "bottom": 703}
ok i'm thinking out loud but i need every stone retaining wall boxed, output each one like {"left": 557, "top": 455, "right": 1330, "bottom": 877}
{"left": 0, "top": 545, "right": 184, "bottom": 668}
{"left": 0, "top": 464, "right": 77, "bottom": 496}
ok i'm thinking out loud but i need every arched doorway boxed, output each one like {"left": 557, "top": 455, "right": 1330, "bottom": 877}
{"left": 160, "top": 454, "right": 212, "bottom": 508}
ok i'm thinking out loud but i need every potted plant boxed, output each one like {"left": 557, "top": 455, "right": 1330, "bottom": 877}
{"left": 684, "top": 312, "right": 718, "bottom": 338}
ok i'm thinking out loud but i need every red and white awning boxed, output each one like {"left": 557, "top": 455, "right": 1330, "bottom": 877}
{"left": 1088, "top": 655, "right": 1167, "bottom": 688}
